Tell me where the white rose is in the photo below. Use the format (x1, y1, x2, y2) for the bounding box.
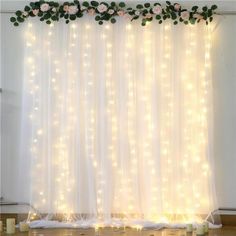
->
(52, 7, 57, 13)
(23, 11, 28, 16)
(135, 10, 140, 16)
(108, 9, 115, 15)
(181, 11, 190, 20)
(97, 4, 108, 13)
(152, 5, 162, 15)
(40, 3, 50, 12)
(68, 5, 78, 14)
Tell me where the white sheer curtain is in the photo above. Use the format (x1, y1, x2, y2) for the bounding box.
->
(19, 17, 219, 228)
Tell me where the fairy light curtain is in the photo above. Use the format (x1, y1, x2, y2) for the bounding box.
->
(19, 16, 219, 227)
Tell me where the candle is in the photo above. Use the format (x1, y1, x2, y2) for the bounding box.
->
(19, 222, 29, 232)
(196, 225, 205, 235)
(0, 221, 2, 232)
(186, 223, 193, 233)
(6, 218, 15, 234)
(203, 222, 209, 233)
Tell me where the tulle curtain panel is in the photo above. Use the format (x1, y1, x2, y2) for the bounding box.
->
(18, 17, 220, 228)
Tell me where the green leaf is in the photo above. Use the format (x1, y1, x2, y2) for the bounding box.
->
(10, 17, 16, 22)
(46, 20, 51, 24)
(189, 18, 196, 24)
(30, 2, 35, 8)
(209, 16, 213, 22)
(16, 10, 22, 16)
(76, 12, 83, 17)
(54, 2, 59, 7)
(136, 4, 143, 9)
(38, 12, 43, 17)
(17, 16, 24, 22)
(95, 15, 100, 21)
(211, 5, 218, 11)
(202, 6, 208, 12)
(192, 6, 198, 11)
(51, 15, 57, 21)
(65, 19, 70, 24)
(44, 13, 51, 20)
(155, 15, 161, 20)
(111, 2, 116, 7)
(144, 3, 150, 8)
(171, 12, 177, 20)
(91, 1, 98, 7)
(119, 2, 125, 8)
(82, 1, 89, 7)
(70, 14, 76, 20)
(24, 6, 31, 12)
(166, 1, 171, 5)
(174, 20, 178, 25)
(98, 20, 103, 25)
(14, 22, 19, 26)
(110, 18, 116, 23)
(159, 20, 162, 24)
(131, 15, 139, 21)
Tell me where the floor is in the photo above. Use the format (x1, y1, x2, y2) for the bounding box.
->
(1, 227, 236, 236)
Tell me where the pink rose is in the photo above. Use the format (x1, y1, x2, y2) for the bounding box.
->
(97, 4, 108, 13)
(108, 9, 115, 15)
(40, 3, 50, 12)
(32, 9, 39, 16)
(117, 10, 125, 16)
(181, 11, 190, 20)
(174, 3, 181, 11)
(152, 5, 162, 15)
(63, 5, 69, 12)
(88, 9, 95, 15)
(193, 13, 203, 20)
(68, 5, 78, 14)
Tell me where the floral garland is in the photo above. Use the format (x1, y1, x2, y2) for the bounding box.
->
(10, 1, 218, 26)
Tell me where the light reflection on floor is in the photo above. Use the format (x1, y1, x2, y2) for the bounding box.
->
(1, 227, 236, 236)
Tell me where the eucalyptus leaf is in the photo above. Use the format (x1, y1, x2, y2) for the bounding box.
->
(211, 5, 217, 10)
(119, 2, 125, 8)
(91, 1, 98, 7)
(192, 6, 198, 11)
(24, 6, 31, 12)
(17, 16, 24, 22)
(70, 15, 76, 20)
(136, 4, 143, 9)
(10, 17, 16, 22)
(16, 11, 22, 17)
(110, 18, 116, 23)
(82, 1, 89, 7)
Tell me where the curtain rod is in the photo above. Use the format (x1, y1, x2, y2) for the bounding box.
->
(0, 11, 236, 15)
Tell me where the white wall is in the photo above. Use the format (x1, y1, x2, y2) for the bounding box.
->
(1, 2, 236, 212)
(212, 15, 236, 209)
